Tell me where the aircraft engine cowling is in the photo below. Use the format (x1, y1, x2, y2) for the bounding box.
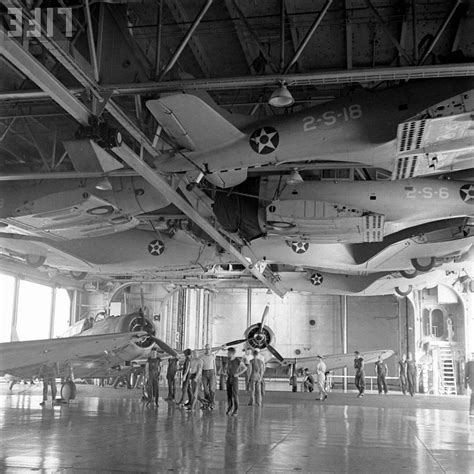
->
(243, 324, 275, 351)
(127, 314, 156, 349)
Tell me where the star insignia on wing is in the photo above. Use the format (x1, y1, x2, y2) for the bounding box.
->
(249, 127, 279, 154)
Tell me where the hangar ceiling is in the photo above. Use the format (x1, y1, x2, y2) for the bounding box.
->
(0, 0, 473, 294)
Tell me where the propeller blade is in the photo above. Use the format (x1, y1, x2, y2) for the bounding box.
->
(151, 337, 179, 357)
(259, 305, 270, 332)
(140, 287, 145, 309)
(223, 338, 247, 347)
(267, 344, 285, 363)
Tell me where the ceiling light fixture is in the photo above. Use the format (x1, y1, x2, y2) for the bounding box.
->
(287, 169, 304, 185)
(268, 81, 294, 108)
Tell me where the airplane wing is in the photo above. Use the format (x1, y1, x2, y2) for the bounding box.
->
(268, 349, 394, 375)
(0, 332, 146, 380)
(1, 193, 139, 240)
(392, 89, 474, 179)
(146, 94, 245, 152)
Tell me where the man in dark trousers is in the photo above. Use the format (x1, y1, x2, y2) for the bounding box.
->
(406, 352, 417, 396)
(165, 357, 179, 402)
(39, 362, 58, 406)
(464, 353, 474, 416)
(225, 347, 247, 416)
(354, 351, 365, 398)
(375, 355, 388, 394)
(398, 353, 408, 395)
(145, 347, 161, 408)
(303, 368, 315, 392)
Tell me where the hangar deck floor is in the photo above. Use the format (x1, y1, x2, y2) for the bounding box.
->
(1, 383, 473, 473)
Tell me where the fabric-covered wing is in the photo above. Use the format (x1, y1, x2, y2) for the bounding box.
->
(0, 332, 144, 379)
(146, 94, 245, 152)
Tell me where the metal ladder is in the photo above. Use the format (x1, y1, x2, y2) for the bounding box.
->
(439, 345, 457, 395)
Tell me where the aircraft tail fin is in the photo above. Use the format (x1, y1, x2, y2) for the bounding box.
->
(146, 94, 246, 153)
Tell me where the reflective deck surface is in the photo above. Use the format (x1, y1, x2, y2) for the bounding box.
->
(1, 384, 473, 473)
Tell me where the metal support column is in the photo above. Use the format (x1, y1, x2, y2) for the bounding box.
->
(247, 288, 252, 327)
(155, 0, 163, 79)
(49, 285, 57, 338)
(157, 0, 213, 81)
(341, 295, 348, 393)
(279, 0, 285, 71)
(283, 0, 334, 74)
(84, 0, 100, 82)
(10, 276, 20, 342)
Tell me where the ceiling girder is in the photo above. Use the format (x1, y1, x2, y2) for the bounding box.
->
(158, 0, 213, 81)
(283, 0, 334, 74)
(0, 63, 472, 103)
(164, 0, 214, 79)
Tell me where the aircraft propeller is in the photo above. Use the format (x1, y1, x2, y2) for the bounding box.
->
(137, 287, 178, 357)
(223, 305, 285, 363)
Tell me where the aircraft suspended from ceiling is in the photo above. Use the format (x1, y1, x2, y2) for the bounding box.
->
(146, 78, 474, 188)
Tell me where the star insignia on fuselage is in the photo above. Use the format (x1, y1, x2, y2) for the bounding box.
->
(310, 273, 324, 286)
(249, 127, 279, 154)
(460, 184, 474, 204)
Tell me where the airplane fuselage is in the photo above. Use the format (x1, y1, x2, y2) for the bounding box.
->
(159, 78, 473, 177)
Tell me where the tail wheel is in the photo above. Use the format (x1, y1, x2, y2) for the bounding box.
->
(395, 285, 413, 297)
(400, 268, 418, 279)
(411, 257, 435, 272)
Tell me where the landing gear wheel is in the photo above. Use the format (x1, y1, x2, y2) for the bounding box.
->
(395, 285, 413, 297)
(70, 271, 87, 280)
(25, 254, 46, 268)
(61, 380, 77, 402)
(411, 257, 435, 272)
(400, 268, 418, 279)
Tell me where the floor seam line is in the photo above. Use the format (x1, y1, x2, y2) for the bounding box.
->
(245, 424, 297, 473)
(414, 432, 446, 473)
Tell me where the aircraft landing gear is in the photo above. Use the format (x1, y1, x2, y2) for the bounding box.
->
(60, 380, 77, 402)
(395, 285, 413, 297)
(25, 254, 46, 268)
(411, 257, 435, 272)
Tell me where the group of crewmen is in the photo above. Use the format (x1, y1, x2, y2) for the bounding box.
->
(354, 351, 418, 397)
(144, 344, 267, 416)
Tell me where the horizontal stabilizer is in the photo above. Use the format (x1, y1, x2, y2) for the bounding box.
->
(146, 94, 245, 152)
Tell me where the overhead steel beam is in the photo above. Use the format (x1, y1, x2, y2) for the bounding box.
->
(0, 63, 472, 102)
(165, 0, 213, 78)
(418, 0, 463, 66)
(230, 0, 279, 73)
(363, 0, 415, 66)
(157, 0, 213, 81)
(283, 0, 334, 74)
(0, 28, 91, 125)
